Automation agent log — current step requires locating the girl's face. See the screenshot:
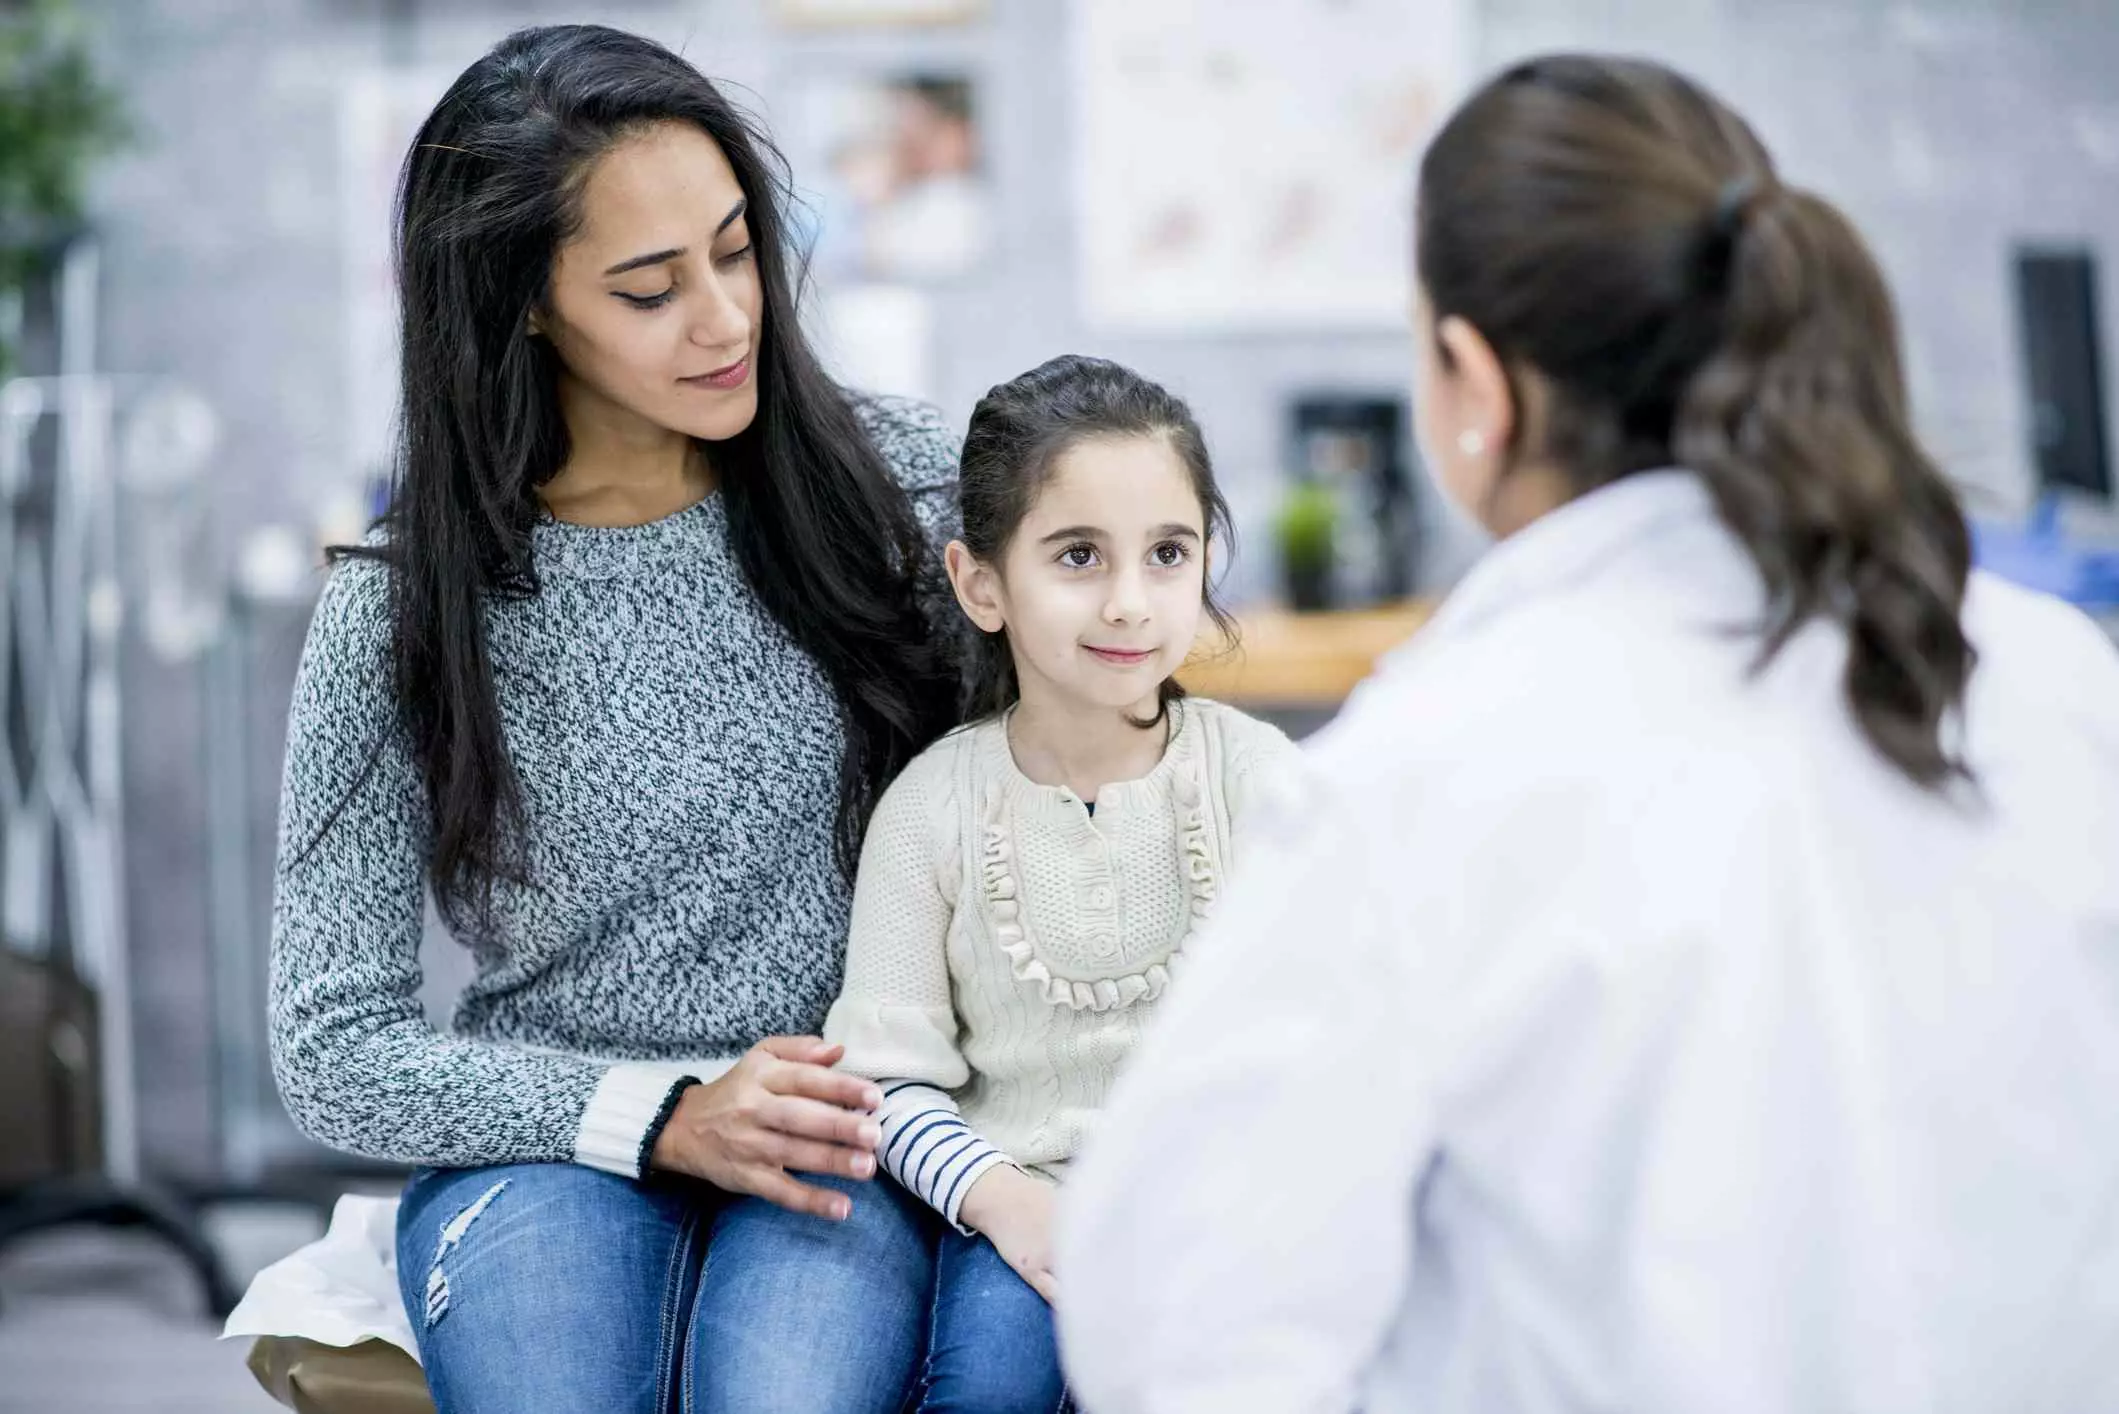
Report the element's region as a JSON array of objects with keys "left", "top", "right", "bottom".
[
  {"left": 950, "top": 434, "right": 1209, "bottom": 719},
  {"left": 537, "top": 121, "right": 764, "bottom": 446}
]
